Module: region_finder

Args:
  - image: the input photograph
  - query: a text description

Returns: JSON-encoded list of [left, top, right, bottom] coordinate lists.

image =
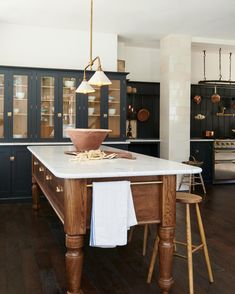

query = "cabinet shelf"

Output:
[[41, 113, 54, 116], [14, 98, 27, 101], [14, 113, 27, 116], [109, 115, 120, 117], [14, 84, 27, 87], [109, 88, 120, 91], [41, 86, 54, 89], [89, 114, 100, 117], [42, 99, 54, 102], [108, 101, 120, 104], [63, 113, 75, 116]]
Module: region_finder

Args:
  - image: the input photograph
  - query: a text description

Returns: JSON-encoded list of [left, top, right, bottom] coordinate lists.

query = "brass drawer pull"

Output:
[[56, 186, 63, 193], [46, 175, 52, 181], [33, 161, 39, 165], [39, 167, 44, 172]]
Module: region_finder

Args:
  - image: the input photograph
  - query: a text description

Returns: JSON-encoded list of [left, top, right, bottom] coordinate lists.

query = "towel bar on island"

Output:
[[86, 180, 163, 188]]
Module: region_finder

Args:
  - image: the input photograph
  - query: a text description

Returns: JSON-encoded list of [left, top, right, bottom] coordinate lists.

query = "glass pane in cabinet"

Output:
[[0, 75, 4, 138], [62, 77, 76, 137], [13, 75, 28, 139], [41, 77, 55, 138], [88, 88, 101, 129], [108, 80, 120, 138]]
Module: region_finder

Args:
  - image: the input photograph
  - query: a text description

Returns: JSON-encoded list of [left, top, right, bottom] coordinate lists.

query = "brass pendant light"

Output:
[[76, 0, 112, 94]]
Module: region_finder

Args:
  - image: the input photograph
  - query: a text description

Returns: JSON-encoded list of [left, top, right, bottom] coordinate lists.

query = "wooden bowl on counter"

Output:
[[66, 128, 112, 151]]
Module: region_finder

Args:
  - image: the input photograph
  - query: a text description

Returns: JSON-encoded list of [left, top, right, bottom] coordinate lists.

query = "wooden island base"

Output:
[[31, 154, 176, 294]]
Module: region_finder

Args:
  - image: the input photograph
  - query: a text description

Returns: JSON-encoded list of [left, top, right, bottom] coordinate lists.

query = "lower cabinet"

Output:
[[128, 142, 160, 157], [190, 141, 213, 184], [0, 146, 32, 199]]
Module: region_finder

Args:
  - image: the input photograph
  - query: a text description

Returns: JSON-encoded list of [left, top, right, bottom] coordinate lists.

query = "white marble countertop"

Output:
[[27, 145, 201, 179], [126, 139, 161, 143]]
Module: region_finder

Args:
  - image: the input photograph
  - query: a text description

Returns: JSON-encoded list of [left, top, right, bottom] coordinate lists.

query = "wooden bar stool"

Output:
[[128, 224, 149, 256], [147, 192, 214, 294], [179, 157, 206, 194]]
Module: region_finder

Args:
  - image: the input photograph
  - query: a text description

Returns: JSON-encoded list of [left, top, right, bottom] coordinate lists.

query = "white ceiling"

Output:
[[0, 0, 235, 47]]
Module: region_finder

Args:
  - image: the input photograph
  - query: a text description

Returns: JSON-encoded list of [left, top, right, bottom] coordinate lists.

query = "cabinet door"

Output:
[[60, 76, 78, 138], [190, 142, 213, 183], [36, 73, 58, 140], [85, 86, 102, 129], [0, 73, 7, 140], [11, 146, 32, 197], [0, 147, 11, 197]]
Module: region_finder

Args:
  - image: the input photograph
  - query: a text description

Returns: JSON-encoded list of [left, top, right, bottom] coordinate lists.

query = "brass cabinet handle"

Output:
[[56, 185, 63, 193], [45, 175, 52, 181], [7, 112, 12, 117], [9, 156, 15, 161], [39, 167, 44, 172], [57, 113, 62, 117], [33, 161, 39, 165]]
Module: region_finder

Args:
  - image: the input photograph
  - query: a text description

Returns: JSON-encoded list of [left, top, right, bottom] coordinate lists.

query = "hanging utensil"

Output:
[[211, 85, 221, 103], [137, 96, 150, 122], [193, 95, 202, 104], [203, 50, 206, 81]]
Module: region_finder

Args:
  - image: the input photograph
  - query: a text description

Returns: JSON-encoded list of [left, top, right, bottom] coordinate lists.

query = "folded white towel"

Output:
[[90, 181, 137, 248]]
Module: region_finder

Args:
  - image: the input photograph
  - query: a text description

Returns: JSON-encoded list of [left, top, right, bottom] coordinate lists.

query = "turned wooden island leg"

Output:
[[32, 176, 41, 210], [66, 235, 84, 294], [158, 175, 176, 293], [158, 226, 174, 293]]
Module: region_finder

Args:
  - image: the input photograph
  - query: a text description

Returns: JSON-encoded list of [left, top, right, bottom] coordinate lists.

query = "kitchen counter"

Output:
[[28, 144, 200, 294], [27, 145, 200, 179], [190, 138, 214, 142]]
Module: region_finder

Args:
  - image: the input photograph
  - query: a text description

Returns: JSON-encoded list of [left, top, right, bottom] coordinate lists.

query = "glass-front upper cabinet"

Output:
[[62, 77, 76, 138], [0, 74, 4, 139], [88, 87, 101, 129], [13, 75, 29, 139], [40, 76, 55, 139], [108, 80, 121, 138]]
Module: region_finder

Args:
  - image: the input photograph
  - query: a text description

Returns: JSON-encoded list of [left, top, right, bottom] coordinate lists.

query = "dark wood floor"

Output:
[[0, 184, 235, 294]]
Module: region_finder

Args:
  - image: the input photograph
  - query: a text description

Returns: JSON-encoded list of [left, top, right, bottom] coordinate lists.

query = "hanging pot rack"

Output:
[[198, 48, 235, 85]]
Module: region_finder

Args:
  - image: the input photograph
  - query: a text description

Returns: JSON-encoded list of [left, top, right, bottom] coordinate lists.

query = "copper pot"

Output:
[[204, 130, 214, 138], [211, 85, 220, 103], [193, 95, 201, 104]]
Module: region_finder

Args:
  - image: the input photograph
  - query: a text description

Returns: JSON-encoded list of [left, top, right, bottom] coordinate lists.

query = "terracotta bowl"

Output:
[[66, 128, 112, 151]]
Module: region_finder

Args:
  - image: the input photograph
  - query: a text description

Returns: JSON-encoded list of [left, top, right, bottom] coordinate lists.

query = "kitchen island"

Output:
[[27, 145, 201, 294]]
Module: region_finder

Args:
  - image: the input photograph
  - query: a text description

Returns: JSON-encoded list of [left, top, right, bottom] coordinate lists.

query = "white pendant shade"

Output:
[[88, 70, 112, 86], [75, 80, 95, 94]]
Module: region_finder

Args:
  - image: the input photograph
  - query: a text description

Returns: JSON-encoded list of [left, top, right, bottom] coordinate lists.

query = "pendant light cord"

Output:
[[219, 48, 222, 80], [90, 0, 93, 70], [229, 52, 232, 81]]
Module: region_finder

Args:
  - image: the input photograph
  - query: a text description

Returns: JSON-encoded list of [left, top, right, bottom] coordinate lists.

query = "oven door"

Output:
[[214, 150, 235, 182]]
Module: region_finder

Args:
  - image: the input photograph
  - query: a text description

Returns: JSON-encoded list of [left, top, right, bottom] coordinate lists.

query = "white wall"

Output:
[[0, 23, 117, 71], [118, 41, 235, 83], [118, 42, 160, 82]]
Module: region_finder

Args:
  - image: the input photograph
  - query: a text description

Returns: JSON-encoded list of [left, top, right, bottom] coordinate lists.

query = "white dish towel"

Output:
[[90, 181, 137, 248]]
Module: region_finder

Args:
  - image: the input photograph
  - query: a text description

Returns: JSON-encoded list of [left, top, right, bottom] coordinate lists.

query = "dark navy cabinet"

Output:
[[0, 66, 127, 143], [0, 146, 31, 199], [190, 141, 213, 184]]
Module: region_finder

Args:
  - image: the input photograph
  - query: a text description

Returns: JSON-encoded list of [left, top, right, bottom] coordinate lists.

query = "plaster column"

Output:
[[160, 35, 191, 164]]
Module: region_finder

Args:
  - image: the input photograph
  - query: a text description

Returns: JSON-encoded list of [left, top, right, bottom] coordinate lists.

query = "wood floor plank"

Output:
[[0, 184, 235, 293]]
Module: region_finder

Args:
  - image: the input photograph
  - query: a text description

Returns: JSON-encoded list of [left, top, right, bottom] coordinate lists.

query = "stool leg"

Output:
[[199, 173, 207, 195], [143, 224, 148, 256], [189, 174, 192, 193], [178, 174, 184, 191], [186, 204, 194, 294], [195, 204, 214, 283], [128, 226, 134, 243], [192, 174, 195, 192], [147, 234, 159, 283]]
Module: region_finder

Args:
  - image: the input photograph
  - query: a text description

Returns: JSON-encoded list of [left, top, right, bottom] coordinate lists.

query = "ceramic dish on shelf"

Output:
[[13, 108, 20, 114], [88, 107, 95, 115], [109, 108, 116, 115], [108, 96, 115, 102], [64, 80, 75, 88], [88, 96, 96, 102], [14, 134, 24, 138], [16, 92, 25, 99]]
